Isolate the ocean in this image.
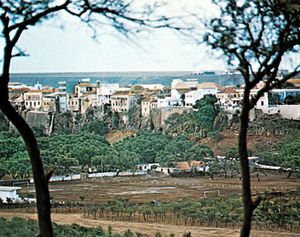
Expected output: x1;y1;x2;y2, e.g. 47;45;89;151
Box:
10;71;243;93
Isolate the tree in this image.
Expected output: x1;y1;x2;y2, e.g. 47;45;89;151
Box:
204;1;300;236
192;95;220;137
82;119;109;136
111;112;120;130
0;1;179;236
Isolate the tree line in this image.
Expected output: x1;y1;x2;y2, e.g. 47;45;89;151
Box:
0;130;213;179
82;191;300;232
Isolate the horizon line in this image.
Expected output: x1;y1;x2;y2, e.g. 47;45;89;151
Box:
10;69;228;75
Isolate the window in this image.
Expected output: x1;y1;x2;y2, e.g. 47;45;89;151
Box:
261;101;264;106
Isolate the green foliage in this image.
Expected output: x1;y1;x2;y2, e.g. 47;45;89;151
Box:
86;194;244;224
257;137;300;173
82;119;110;136
113;131;213;166
84;193;300;229
0;133;27;178
192;95;220;134
0;217;128;237
165;95;222;138
38;132;109;173
0;129;214;177
111;112;120;130
3;151;31;179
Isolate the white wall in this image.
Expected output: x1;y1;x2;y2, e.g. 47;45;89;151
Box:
278;105;300;120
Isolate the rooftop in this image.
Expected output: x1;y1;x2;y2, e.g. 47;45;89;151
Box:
0;186;22;191
198;82;222;90
218;87;238;94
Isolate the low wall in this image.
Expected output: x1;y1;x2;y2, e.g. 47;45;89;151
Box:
278;105;300;120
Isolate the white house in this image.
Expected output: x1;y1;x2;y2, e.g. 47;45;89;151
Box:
0;186;22;203
255;88;300;119
67;94;80;112
157;97;179;108
111;91;138;112
216;87;241;111
184;90;204;107
96;82;120;106
141;97;158;117
197;82;221;95
24;88;55;111
171;79;197;102
184;82;222;107
74;80;97;98
137;163;160;171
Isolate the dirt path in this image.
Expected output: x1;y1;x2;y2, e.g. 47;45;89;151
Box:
0;212;299;237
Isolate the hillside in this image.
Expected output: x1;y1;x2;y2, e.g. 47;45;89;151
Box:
201;131;280;156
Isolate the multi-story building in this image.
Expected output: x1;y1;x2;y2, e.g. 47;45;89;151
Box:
184;82;222;107
80;94;98;114
216;87;240;111
74;80;97;97
96;82;119;106
57;81;67;112
67;95;80;113
171;79;197;103
24;91;43;110
24;88;55;111
111;91;138;112
141;97;158;117
8;88;29;111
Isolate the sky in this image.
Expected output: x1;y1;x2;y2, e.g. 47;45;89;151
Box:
1;0;227;73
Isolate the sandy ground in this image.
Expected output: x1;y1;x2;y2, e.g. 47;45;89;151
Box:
0;212;299;237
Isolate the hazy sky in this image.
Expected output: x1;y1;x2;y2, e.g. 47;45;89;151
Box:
1;0;227;73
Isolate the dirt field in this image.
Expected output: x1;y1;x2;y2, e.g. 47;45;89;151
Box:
1;212;299;237
2;174;299;236
18;174;300;204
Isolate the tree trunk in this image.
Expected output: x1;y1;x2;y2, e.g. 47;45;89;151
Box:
238;94;253;237
0;83;53;237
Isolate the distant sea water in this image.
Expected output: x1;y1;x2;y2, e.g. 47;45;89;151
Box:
10;71;243;93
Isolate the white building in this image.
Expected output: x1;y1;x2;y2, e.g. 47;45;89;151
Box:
67;95;80;112
216;87;241;111
197;82;221;96
57;81;67;112
184;82;222;107
137;163;160;171
74;80;97;98
185;90;204;107
111;91;138;112
157;97;179;108
139;84;164;90
0;186;22;203
171;79;197;101
141;97;158;117
80;94;98;114
24;91;43;110
255;88;300;119
96;82;119;106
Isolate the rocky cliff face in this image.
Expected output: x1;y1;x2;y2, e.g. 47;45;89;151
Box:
248;111;300;136
3;107;298;137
